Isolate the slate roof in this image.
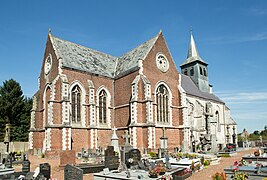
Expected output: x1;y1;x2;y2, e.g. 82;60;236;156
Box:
50;33;159;78
181;74;224;103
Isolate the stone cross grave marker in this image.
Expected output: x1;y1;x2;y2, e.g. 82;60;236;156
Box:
122;130;132;146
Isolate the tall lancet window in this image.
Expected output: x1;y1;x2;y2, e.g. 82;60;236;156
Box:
99;90;107;124
71;85;81;123
156;85;169;123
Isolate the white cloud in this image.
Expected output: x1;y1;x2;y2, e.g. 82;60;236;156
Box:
205;32;267;44
217;91;267;103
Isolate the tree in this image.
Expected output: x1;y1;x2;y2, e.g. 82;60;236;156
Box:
0;79;32;141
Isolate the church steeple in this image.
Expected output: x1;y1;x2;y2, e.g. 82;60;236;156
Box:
180;31;210;93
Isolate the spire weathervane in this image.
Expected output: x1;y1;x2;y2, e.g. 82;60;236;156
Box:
48;28;52;34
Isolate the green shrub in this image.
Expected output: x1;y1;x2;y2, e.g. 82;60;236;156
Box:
220;154;231;158
148;151;157;158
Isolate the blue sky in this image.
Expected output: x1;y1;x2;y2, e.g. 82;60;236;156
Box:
0;1;266;133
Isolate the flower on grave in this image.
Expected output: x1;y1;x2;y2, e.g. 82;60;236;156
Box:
232;167;239;172
231;171;248;180
128;158;134;163
161;173;173;180
149;169;158;177
234;161;239;166
177;168;192;177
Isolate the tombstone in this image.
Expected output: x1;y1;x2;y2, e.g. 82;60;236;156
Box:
104;146;119;170
39;163;51;180
64;164;83;180
126;149;141;168
22;160;31;174
105;146;115;156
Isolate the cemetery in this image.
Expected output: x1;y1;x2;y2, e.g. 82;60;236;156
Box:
0;121;266;180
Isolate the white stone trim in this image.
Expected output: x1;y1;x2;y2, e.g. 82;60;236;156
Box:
132;127;137;148
61;80;69;124
62;128;66;150
29;132;33;149
46;128;51;151
90;129;94;149
95;129;98;148
153;127;156;149
148;127;153;148
131;75;140;124
68;128;71;150
88;80;96;127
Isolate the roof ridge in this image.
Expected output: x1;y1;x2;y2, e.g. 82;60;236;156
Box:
119;32;159;58
51;34;118;59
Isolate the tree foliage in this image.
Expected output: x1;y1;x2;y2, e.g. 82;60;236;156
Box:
0;79;32;141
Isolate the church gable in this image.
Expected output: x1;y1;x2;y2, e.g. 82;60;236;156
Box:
142;31;179;78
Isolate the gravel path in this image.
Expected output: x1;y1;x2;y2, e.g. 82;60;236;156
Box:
187;148;255;180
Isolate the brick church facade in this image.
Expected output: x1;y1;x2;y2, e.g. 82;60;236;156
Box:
29;31;185;156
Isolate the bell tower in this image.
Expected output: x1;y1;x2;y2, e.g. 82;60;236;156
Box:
180;31;210;93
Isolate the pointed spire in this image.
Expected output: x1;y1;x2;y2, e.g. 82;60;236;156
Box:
180;29;207;67
187;29;200;58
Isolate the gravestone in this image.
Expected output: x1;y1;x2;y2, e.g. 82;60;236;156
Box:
104;146;119;170
39;163;51;180
22;160;30;174
126;149;141;168
64;164;83;180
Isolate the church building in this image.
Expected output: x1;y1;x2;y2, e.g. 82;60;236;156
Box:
29;31;184;156
29;30;237;157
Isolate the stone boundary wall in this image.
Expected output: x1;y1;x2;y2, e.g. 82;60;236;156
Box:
0;142;29;153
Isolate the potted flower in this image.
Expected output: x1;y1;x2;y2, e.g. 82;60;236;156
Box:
149;169;158;178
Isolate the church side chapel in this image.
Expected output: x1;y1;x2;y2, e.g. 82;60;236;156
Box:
29;31;184;157
29;30;237;157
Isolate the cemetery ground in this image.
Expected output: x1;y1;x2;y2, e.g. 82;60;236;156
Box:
11;148;254;179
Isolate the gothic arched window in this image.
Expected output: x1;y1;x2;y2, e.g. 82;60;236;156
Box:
98;90;107;124
71;85;81;123
156;85;169;123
